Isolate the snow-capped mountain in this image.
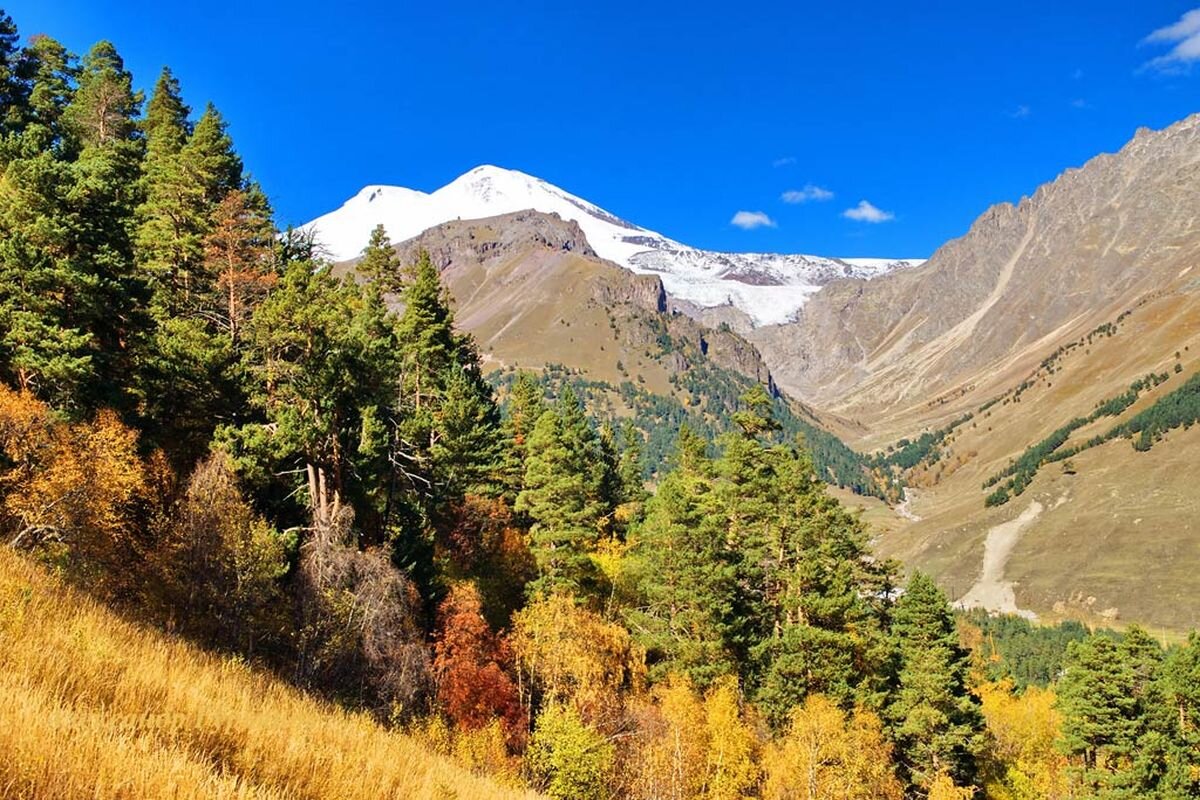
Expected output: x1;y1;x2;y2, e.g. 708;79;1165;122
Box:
302;165;923;326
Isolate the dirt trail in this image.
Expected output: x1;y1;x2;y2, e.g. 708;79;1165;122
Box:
896;488;922;522
956;499;1043;619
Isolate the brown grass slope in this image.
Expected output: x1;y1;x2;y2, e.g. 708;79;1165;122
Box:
755;115;1200;632
871;287;1200;632
0;545;540;800
753;113;1200;439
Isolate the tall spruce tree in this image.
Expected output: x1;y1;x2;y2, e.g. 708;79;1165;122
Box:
136;66;202;317
500;371;546;503
0;12;30;134
0;33;86;405
359;223;402;294
627;425;736;686
59;41;148;412
515;386;612;600
887;572;984;792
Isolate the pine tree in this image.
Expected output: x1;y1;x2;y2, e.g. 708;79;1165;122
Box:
21;34;74;152
515;396;607;599
182;102;243;206
60;41;148;412
204;184;276;344
220;260;399;531
359;223;402;293
627;426;736;686
887;572;984;792
500;371;546;502
0;34;86;406
616;419;647;507
135;66;204;317
1057;634;1140;789
0;12;30;135
430;361;502;499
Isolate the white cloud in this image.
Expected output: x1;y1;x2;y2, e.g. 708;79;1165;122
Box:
772;156;797;167
1141;8;1200;73
842;200;895;223
1008;104;1032;119
1072;67;1085;79
1071;98;1089;109
781;184;834;203
730;210;777;230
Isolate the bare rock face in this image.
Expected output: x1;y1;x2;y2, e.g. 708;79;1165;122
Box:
751;113;1200;419
393;209;596;269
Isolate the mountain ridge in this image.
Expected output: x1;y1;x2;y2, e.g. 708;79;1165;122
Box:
304;165;922;326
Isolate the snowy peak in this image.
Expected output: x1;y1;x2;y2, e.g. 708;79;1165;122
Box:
302;166;922;327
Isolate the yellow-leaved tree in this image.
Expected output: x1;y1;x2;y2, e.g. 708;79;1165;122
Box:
977;680;1068;800
0;386;144;581
762;694;903;800
702;676;759;800
510;593;645;727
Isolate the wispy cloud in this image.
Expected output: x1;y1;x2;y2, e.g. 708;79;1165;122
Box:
1008;104;1032;119
1070;98;1090;109
1141;8;1200;74
1072;67;1085;80
731;210;777;230
842;200;895;224
781;184;834;204
772;156;797;167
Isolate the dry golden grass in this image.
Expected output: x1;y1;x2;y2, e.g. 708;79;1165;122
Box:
0;546;541;800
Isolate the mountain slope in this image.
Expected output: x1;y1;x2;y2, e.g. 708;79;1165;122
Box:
789;115;1200;631
306;165;920;326
751;114;1200;431
0;545;538;800
336;210;885;495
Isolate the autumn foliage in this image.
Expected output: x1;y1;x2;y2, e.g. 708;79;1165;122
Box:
0;386;144;577
433;582;526;748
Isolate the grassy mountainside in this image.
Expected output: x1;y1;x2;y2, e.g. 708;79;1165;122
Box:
862;289;1200;631
0;546;538;800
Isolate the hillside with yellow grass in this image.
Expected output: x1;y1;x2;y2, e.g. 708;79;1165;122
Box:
0;545;538;800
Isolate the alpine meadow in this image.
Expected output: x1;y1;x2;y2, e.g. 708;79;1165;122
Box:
1;5;1200;800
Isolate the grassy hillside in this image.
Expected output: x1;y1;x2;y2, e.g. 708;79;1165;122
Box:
0;546;538;800
863;290;1200;632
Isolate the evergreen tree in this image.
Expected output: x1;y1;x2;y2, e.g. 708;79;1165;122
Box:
887;572;984;792
204;184;276;344
135;66;203;317
20;34;74;152
1159;633;1200;797
627;426;736;686
515;387;611;599
617;419;647;507
59;41;148;412
0;11;30;134
391;249;501;519
218;261;399;533
500;371;546;502
182;102;242;206
1057;634;1140;791
359;223;402;293
0;34;84;405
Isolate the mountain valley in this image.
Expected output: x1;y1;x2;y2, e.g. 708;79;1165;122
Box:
312;115;1200;633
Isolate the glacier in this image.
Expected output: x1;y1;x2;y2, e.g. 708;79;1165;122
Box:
301;165;923;327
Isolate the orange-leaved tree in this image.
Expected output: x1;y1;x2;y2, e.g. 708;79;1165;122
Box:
0;385;144;578
433;582;526;748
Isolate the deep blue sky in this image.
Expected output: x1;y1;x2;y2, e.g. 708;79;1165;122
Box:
9;1;1200;256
